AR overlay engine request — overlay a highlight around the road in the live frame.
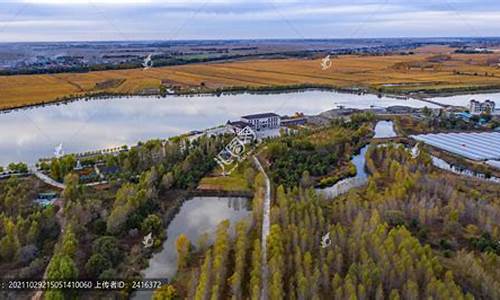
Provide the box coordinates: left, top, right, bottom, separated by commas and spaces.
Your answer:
253, 156, 271, 300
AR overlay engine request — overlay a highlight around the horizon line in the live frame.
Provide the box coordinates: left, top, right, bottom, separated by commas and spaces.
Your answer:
1, 36, 500, 44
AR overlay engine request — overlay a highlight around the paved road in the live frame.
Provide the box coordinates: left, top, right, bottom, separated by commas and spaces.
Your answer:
253, 156, 270, 300
30, 167, 66, 189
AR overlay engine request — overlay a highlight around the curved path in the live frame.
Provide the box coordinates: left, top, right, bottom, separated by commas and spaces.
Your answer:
31, 167, 66, 189
253, 156, 271, 300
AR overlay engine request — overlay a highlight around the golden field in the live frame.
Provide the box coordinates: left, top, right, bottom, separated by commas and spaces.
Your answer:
1, 47, 500, 110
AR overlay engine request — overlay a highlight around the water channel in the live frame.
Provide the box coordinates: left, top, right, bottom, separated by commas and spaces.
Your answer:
317, 120, 398, 198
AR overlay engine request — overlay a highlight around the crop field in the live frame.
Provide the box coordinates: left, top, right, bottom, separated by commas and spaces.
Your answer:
1, 47, 500, 110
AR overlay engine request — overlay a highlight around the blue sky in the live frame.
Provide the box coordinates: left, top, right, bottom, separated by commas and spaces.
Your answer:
1, 0, 500, 42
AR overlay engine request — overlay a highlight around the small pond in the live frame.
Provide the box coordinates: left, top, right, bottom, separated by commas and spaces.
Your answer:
133, 196, 251, 299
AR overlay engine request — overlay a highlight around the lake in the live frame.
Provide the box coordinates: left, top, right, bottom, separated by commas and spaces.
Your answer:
427, 92, 500, 107
134, 196, 251, 300
0, 90, 494, 166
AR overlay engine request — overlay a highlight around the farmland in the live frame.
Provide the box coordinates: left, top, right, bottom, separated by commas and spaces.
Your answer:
1, 48, 500, 110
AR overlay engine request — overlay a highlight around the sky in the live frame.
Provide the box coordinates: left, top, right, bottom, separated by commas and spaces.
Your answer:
0, 0, 500, 42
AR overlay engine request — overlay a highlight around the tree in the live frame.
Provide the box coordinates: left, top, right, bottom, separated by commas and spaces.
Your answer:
85, 253, 112, 278
176, 234, 191, 270
422, 106, 432, 117
0, 219, 20, 262
195, 249, 212, 300
300, 170, 313, 188
50, 159, 61, 181
63, 173, 80, 205
61, 225, 77, 258
141, 214, 163, 235
46, 254, 78, 299
250, 238, 261, 300
92, 236, 121, 266
153, 284, 177, 300
161, 172, 175, 191
244, 167, 257, 188
229, 220, 249, 299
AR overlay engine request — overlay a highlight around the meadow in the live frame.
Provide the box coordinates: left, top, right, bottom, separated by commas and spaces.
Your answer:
1, 47, 500, 110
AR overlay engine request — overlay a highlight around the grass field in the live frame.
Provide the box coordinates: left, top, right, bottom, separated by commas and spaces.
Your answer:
1, 47, 500, 110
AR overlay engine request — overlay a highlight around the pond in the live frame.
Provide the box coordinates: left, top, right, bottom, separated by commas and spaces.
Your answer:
373, 120, 397, 138
0, 90, 437, 166
133, 196, 251, 300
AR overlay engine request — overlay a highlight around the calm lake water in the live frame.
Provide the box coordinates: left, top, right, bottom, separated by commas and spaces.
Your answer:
428, 92, 500, 107
1, 90, 496, 166
134, 196, 250, 300
0, 91, 436, 166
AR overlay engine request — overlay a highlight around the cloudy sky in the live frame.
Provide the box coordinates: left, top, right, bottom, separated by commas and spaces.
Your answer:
1, 0, 499, 42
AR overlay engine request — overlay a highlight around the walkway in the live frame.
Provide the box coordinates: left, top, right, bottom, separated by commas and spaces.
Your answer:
30, 167, 66, 189
253, 156, 270, 300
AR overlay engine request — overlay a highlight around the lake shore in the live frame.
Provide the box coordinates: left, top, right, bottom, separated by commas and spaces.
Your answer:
3, 53, 500, 112
3, 84, 499, 114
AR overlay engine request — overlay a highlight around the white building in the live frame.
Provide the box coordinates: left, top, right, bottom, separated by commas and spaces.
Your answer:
469, 99, 496, 115
241, 113, 281, 130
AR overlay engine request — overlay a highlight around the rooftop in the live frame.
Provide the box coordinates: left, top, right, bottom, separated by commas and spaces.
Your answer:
227, 120, 250, 128
241, 112, 280, 119
411, 132, 500, 161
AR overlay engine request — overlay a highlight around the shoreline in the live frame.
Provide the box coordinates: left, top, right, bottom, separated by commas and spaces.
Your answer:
2, 84, 499, 114
0, 85, 368, 113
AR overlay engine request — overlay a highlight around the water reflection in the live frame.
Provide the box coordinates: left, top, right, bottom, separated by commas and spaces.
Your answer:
431, 156, 500, 183
0, 91, 436, 165
317, 146, 369, 199
429, 92, 500, 107
134, 196, 250, 300
374, 120, 397, 138
318, 120, 400, 198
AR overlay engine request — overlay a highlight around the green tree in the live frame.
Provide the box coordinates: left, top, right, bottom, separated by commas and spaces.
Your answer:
61, 225, 77, 257
176, 234, 191, 270
153, 284, 177, 300
0, 219, 20, 262
141, 214, 163, 235
92, 236, 121, 266
85, 253, 112, 277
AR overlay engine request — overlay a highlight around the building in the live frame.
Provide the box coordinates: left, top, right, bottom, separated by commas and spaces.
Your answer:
241, 113, 281, 130
455, 112, 472, 122
35, 192, 58, 207
281, 116, 307, 127
469, 99, 496, 115
225, 120, 251, 134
